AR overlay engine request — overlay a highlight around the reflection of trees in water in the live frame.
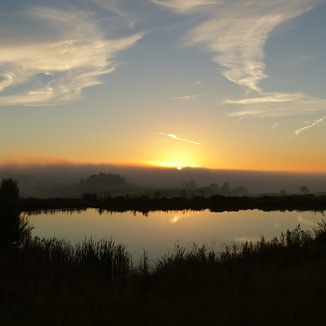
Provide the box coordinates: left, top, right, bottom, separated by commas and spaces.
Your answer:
21, 194, 326, 214
26, 208, 87, 216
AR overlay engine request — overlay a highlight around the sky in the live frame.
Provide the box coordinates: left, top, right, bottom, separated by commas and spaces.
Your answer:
1, 0, 326, 173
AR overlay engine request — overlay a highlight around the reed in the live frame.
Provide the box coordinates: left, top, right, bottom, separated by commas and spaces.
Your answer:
1, 220, 326, 325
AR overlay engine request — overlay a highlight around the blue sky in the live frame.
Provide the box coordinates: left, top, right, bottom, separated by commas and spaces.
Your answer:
1, 0, 326, 172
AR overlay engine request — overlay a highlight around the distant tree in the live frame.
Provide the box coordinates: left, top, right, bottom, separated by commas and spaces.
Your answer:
81, 192, 98, 202
300, 186, 310, 194
220, 182, 231, 196
0, 178, 32, 248
181, 180, 197, 190
209, 183, 219, 193
180, 189, 186, 198
280, 189, 286, 195
82, 173, 127, 186
79, 172, 128, 193
103, 192, 111, 200
231, 186, 250, 197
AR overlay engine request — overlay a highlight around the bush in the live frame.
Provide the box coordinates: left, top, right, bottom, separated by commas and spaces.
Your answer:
0, 178, 33, 248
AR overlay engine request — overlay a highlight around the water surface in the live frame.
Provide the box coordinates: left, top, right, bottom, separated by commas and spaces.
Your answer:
28, 209, 324, 261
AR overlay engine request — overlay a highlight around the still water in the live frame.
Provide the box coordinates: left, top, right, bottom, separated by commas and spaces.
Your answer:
28, 209, 324, 262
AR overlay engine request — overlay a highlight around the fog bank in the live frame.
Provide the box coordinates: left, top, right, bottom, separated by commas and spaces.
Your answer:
1, 163, 326, 198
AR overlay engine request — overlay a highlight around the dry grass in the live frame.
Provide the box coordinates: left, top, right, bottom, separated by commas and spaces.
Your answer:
1, 221, 326, 325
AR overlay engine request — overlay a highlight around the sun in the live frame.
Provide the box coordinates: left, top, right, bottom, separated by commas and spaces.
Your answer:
145, 161, 201, 169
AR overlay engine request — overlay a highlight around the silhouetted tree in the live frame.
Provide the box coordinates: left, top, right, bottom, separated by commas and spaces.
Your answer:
81, 192, 98, 202
209, 183, 219, 193
300, 186, 310, 194
231, 186, 250, 197
0, 178, 32, 248
182, 180, 197, 190
0, 178, 19, 201
83, 173, 127, 186
80, 172, 128, 193
220, 182, 231, 196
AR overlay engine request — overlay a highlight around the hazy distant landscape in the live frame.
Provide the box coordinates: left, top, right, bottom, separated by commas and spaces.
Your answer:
1, 163, 326, 199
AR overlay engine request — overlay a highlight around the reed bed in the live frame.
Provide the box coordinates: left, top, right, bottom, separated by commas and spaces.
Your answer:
1, 221, 326, 325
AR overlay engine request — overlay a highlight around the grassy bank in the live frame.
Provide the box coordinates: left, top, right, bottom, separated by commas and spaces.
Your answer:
1, 221, 326, 325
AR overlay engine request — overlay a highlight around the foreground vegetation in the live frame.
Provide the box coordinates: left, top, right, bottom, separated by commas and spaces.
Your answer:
2, 178, 326, 324
1, 221, 326, 325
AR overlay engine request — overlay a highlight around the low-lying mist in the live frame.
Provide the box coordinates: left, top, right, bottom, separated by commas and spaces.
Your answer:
1, 163, 326, 198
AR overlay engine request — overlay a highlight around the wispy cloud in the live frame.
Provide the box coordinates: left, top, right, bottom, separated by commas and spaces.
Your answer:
0, 6, 143, 106
225, 92, 304, 105
158, 133, 202, 145
229, 96, 326, 118
272, 123, 278, 130
151, 0, 216, 13
152, 0, 325, 117
235, 115, 245, 123
295, 116, 326, 135
181, 1, 314, 92
173, 94, 203, 100
288, 55, 313, 65
89, 0, 139, 28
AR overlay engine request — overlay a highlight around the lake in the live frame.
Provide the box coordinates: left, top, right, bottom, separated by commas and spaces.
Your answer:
27, 209, 325, 262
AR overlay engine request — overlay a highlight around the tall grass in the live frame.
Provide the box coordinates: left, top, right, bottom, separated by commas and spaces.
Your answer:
1, 220, 326, 325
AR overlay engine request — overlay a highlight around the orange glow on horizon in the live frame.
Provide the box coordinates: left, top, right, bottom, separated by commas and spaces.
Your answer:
0, 152, 77, 167
1, 152, 326, 174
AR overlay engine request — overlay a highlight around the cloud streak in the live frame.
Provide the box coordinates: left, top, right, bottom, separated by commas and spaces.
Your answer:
158, 133, 202, 145
235, 115, 245, 123
0, 6, 143, 106
295, 117, 326, 135
225, 92, 304, 105
152, 0, 326, 117
228, 96, 326, 118
172, 94, 203, 100
89, 0, 140, 28
151, 0, 216, 13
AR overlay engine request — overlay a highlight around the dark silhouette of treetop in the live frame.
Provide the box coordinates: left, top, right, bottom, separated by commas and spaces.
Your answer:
300, 186, 310, 194
79, 172, 129, 193
0, 178, 32, 248
181, 180, 197, 190
220, 182, 231, 195
0, 178, 19, 202
81, 172, 127, 186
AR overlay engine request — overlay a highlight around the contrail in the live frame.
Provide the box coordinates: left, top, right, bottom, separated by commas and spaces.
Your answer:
295, 117, 326, 135
236, 115, 245, 123
158, 133, 202, 145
